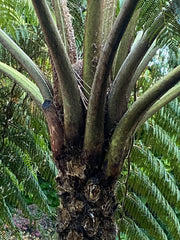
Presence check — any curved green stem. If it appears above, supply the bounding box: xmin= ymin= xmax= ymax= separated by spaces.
xmin=84 ymin=0 xmax=140 ymax=157
xmin=0 ymin=29 xmax=53 ymax=101
xmin=137 ymin=81 xmax=180 ymax=128
xmin=126 ymin=42 xmax=158 ymax=99
xmin=107 ymin=15 xmax=164 ymax=131
xmin=32 ymin=0 xmax=83 ymax=143
xmin=105 ymin=65 xmax=180 ymax=178
xmin=0 ymin=61 xmax=43 ymax=108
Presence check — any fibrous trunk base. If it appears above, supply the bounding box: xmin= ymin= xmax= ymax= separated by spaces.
xmin=55 ymin=150 xmax=117 ymax=240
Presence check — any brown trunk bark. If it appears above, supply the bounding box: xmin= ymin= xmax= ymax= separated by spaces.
xmin=55 ymin=149 xmax=117 ymax=240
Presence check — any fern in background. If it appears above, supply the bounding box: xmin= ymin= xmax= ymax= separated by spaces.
xmin=0 ymin=78 xmax=57 ymax=238
xmin=0 ymin=1 xmax=57 ymax=238
xmin=117 ymin=48 xmax=180 ymax=239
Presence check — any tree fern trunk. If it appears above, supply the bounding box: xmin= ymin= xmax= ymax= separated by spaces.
xmin=55 ymin=149 xmax=117 ymax=240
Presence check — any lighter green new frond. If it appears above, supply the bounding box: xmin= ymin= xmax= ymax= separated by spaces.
xmin=0 ymin=61 xmax=44 ymax=107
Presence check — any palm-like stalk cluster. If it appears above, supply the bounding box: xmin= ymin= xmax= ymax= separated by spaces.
xmin=0 ymin=0 xmax=180 ymax=239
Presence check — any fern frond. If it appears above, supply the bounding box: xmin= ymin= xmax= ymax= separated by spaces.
xmin=128 ymin=165 xmax=180 ymax=239
xmin=168 ymin=97 xmax=180 ymax=118
xmin=131 ymin=143 xmax=180 ymax=209
xmin=137 ymin=0 xmax=180 ymax=53
xmin=118 ymin=217 xmax=150 ymax=240
xmin=139 ymin=120 xmax=180 ymax=180
xmin=0 ymin=196 xmax=23 ymax=240
xmin=117 ymin=190 xmax=168 ymax=240
xmin=0 ymin=167 xmax=32 ymax=219
xmin=6 ymin=124 xmax=57 ymax=185
xmin=1 ymin=145 xmax=51 ymax=213
xmin=154 ymin=106 xmax=180 ymax=142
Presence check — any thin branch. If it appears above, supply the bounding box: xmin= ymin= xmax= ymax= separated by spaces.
xmin=84 ymin=0 xmax=140 ymax=156
xmin=32 ymin=0 xmax=83 ymax=143
xmin=105 ymin=65 xmax=180 ymax=178
xmin=0 ymin=29 xmax=53 ymax=101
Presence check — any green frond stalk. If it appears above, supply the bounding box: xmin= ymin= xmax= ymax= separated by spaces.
xmin=0 ymin=29 xmax=53 ymax=101
xmin=32 ymin=0 xmax=83 ymax=143
xmin=84 ymin=0 xmax=140 ymax=157
xmin=107 ymin=14 xmax=164 ymax=130
xmin=126 ymin=42 xmax=159 ymax=99
xmin=52 ymin=0 xmax=67 ymax=50
xmin=102 ymin=0 xmax=117 ymax=46
xmin=138 ymin=82 xmax=180 ymax=128
xmin=105 ymin=65 xmax=180 ymax=178
xmin=113 ymin=9 xmax=140 ymax=79
xmin=0 ymin=62 xmax=43 ymax=107
xmin=83 ymin=0 xmax=104 ymax=88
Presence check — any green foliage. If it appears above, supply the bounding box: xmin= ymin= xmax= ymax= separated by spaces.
xmin=0 ymin=0 xmax=49 ymax=68
xmin=117 ymin=96 xmax=180 ymax=239
xmin=0 ymin=80 xmax=57 ymax=238
xmin=137 ymin=0 xmax=180 ymax=53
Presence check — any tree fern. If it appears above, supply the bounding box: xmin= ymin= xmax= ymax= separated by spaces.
xmin=0 ymin=1 xmax=180 ymax=239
